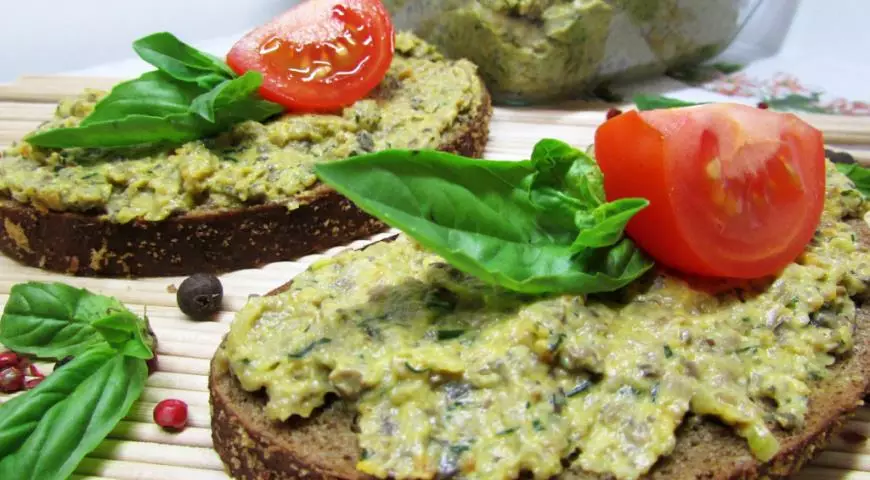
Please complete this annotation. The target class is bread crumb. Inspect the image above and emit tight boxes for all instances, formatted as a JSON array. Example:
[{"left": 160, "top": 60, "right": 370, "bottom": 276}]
[
  {"left": 63, "top": 256, "right": 80, "bottom": 273},
  {"left": 89, "top": 241, "right": 108, "bottom": 271},
  {"left": 3, "top": 218, "right": 32, "bottom": 252},
  {"left": 167, "top": 284, "right": 178, "bottom": 294}
]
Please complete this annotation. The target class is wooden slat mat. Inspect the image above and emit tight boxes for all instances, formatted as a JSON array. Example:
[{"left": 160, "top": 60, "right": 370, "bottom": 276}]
[{"left": 1, "top": 75, "right": 870, "bottom": 480}]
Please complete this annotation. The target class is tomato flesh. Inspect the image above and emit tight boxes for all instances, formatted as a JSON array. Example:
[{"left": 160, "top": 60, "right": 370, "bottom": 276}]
[
  {"left": 227, "top": 0, "right": 395, "bottom": 112},
  {"left": 594, "top": 104, "right": 826, "bottom": 279}
]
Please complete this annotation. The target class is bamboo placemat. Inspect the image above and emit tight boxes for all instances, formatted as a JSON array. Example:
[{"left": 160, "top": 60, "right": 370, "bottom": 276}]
[{"left": 1, "top": 75, "right": 870, "bottom": 480}]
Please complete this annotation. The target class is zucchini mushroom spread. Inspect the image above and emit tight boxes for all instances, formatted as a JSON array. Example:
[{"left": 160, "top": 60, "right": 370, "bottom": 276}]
[
  {"left": 0, "top": 33, "right": 484, "bottom": 224},
  {"left": 222, "top": 162, "right": 870, "bottom": 479}
]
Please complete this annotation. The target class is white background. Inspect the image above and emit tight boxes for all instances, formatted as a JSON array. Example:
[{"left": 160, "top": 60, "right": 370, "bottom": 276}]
[
  {"left": 0, "top": 0, "right": 297, "bottom": 82},
  {"left": 0, "top": 0, "right": 867, "bottom": 102}
]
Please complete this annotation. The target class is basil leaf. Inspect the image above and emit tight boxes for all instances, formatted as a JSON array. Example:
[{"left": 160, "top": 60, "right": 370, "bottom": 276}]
[
  {"left": 0, "top": 282, "right": 152, "bottom": 358},
  {"left": 565, "top": 149, "right": 607, "bottom": 207},
  {"left": 26, "top": 34, "right": 283, "bottom": 149},
  {"left": 326, "top": 150, "right": 543, "bottom": 242},
  {"left": 133, "top": 31, "right": 235, "bottom": 89},
  {"left": 0, "top": 282, "right": 114, "bottom": 357},
  {"left": 572, "top": 237, "right": 651, "bottom": 281},
  {"left": 315, "top": 140, "right": 653, "bottom": 294},
  {"left": 0, "top": 348, "right": 147, "bottom": 480},
  {"left": 634, "top": 94, "right": 701, "bottom": 111},
  {"left": 78, "top": 71, "right": 205, "bottom": 126},
  {"left": 0, "top": 347, "right": 114, "bottom": 457},
  {"left": 836, "top": 163, "right": 870, "bottom": 198},
  {"left": 524, "top": 139, "right": 611, "bottom": 236},
  {"left": 213, "top": 93, "right": 286, "bottom": 126},
  {"left": 27, "top": 98, "right": 283, "bottom": 149},
  {"left": 91, "top": 310, "right": 154, "bottom": 359},
  {"left": 25, "top": 111, "right": 213, "bottom": 149},
  {"left": 524, "top": 139, "right": 590, "bottom": 234},
  {"left": 572, "top": 198, "right": 649, "bottom": 249},
  {"left": 190, "top": 71, "right": 281, "bottom": 123}
]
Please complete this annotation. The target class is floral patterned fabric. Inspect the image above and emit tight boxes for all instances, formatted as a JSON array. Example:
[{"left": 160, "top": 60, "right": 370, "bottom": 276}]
[{"left": 705, "top": 72, "right": 870, "bottom": 116}]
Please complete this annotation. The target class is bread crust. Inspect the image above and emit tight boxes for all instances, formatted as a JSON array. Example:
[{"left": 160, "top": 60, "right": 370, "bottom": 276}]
[
  {"left": 0, "top": 89, "right": 492, "bottom": 278},
  {"left": 208, "top": 221, "right": 870, "bottom": 480}
]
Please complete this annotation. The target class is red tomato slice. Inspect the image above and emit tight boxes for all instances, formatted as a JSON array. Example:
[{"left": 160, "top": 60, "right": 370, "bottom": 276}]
[
  {"left": 594, "top": 104, "right": 826, "bottom": 279},
  {"left": 227, "top": 0, "right": 395, "bottom": 112}
]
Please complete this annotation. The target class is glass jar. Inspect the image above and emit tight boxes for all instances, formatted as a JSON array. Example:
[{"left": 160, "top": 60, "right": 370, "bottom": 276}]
[{"left": 383, "top": 0, "right": 762, "bottom": 105}]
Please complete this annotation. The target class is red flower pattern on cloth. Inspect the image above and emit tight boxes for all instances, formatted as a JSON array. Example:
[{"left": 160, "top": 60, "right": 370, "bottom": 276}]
[
  {"left": 702, "top": 71, "right": 870, "bottom": 116},
  {"left": 707, "top": 72, "right": 758, "bottom": 97}
]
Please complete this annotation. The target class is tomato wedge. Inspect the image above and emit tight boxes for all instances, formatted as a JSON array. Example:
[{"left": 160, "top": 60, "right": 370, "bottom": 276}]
[
  {"left": 227, "top": 0, "right": 395, "bottom": 112},
  {"left": 594, "top": 103, "right": 826, "bottom": 279}
]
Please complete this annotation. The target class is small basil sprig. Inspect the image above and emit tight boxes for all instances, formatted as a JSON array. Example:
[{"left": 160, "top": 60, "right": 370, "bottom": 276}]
[
  {"left": 25, "top": 32, "right": 283, "bottom": 149},
  {"left": 315, "top": 139, "right": 653, "bottom": 295},
  {"left": 132, "top": 32, "right": 236, "bottom": 88},
  {"left": 0, "top": 281, "right": 154, "bottom": 480},
  {"left": 633, "top": 94, "right": 701, "bottom": 111}
]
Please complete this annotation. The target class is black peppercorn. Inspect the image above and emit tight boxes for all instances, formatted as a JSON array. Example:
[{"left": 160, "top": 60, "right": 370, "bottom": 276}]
[
  {"left": 177, "top": 274, "right": 223, "bottom": 319},
  {"left": 824, "top": 148, "right": 855, "bottom": 165}
]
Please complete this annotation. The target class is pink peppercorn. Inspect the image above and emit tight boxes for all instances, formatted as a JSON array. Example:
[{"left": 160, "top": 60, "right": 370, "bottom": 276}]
[{"left": 154, "top": 399, "right": 188, "bottom": 430}]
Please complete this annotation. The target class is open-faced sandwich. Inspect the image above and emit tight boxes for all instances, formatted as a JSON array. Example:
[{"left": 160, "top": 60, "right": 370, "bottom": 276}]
[
  {"left": 0, "top": 0, "right": 491, "bottom": 277},
  {"left": 209, "top": 102, "right": 870, "bottom": 479}
]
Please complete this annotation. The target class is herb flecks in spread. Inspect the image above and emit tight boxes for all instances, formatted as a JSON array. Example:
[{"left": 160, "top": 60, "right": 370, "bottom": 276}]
[
  {"left": 0, "top": 33, "right": 483, "bottom": 223},
  {"left": 224, "top": 164, "right": 870, "bottom": 479}
]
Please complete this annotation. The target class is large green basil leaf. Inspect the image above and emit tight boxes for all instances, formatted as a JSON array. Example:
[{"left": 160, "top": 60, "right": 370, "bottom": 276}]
[
  {"left": 320, "top": 149, "right": 543, "bottom": 242},
  {"left": 836, "top": 163, "right": 870, "bottom": 198},
  {"left": 26, "top": 101, "right": 282, "bottom": 149},
  {"left": 24, "top": 111, "right": 212, "bottom": 149},
  {"left": 0, "top": 348, "right": 148, "bottom": 480},
  {"left": 77, "top": 71, "right": 204, "bottom": 126},
  {"left": 133, "top": 31, "right": 235, "bottom": 89},
  {"left": 316, "top": 140, "right": 653, "bottom": 295},
  {"left": 0, "top": 347, "right": 115, "bottom": 457},
  {"left": 0, "top": 282, "right": 152, "bottom": 359}
]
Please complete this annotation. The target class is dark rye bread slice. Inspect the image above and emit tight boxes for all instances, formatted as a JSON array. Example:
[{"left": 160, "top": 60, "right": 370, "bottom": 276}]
[
  {"left": 208, "top": 221, "right": 870, "bottom": 480},
  {"left": 0, "top": 91, "right": 492, "bottom": 278}
]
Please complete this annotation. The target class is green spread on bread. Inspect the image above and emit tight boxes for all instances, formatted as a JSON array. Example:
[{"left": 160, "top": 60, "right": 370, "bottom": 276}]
[{"left": 222, "top": 163, "right": 870, "bottom": 479}]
